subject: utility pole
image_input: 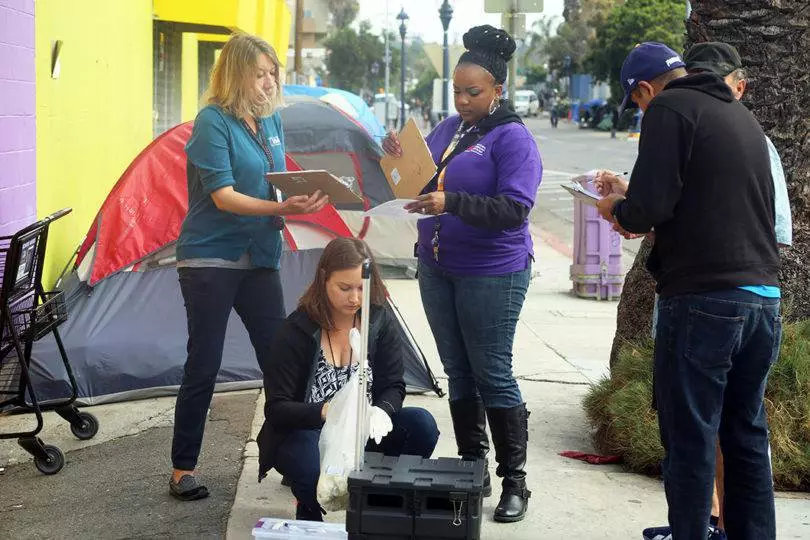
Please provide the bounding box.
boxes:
[294,0,304,84]
[397,8,409,129]
[507,1,517,102]
[384,1,391,129]
[439,1,453,120]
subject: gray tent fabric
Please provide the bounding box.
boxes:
[29,248,442,405]
[279,97,392,209]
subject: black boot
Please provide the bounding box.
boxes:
[449,397,492,497]
[486,403,531,523]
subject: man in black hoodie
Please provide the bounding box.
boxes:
[596,43,781,540]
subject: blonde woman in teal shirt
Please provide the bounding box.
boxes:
[170,33,328,501]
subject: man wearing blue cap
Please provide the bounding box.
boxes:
[595,42,781,540]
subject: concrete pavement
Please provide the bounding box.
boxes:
[225,237,810,539]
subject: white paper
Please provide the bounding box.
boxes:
[562,182,600,207]
[363,199,436,220]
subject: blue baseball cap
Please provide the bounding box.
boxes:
[619,42,686,112]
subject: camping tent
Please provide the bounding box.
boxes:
[278,92,421,270]
[29,114,442,405]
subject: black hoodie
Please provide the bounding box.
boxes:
[614,73,779,296]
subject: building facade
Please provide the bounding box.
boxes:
[0,0,290,284]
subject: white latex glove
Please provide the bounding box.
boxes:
[368,405,393,444]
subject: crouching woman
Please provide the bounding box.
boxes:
[257,238,439,521]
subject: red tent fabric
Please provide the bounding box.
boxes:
[76,122,352,286]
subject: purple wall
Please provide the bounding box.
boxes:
[0,0,36,236]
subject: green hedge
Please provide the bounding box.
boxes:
[584,319,810,491]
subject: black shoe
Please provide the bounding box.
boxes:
[486,403,531,523]
[169,474,209,501]
[295,501,325,522]
[449,397,492,497]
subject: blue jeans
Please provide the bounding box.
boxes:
[274,407,439,514]
[418,261,530,408]
[172,267,285,471]
[655,290,781,540]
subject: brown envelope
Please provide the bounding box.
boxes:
[380,118,438,199]
[266,170,364,205]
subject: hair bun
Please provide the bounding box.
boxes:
[462,25,516,62]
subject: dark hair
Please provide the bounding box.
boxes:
[457,25,516,85]
[298,238,387,330]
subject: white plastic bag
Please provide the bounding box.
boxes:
[316,374,368,511]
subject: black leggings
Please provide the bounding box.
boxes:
[171,267,285,471]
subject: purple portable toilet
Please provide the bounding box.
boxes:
[569,173,625,300]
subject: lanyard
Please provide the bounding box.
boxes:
[437,122,475,192]
[241,117,285,230]
[241,118,277,174]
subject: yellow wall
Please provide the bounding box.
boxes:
[35,0,291,285]
[36,0,154,285]
[181,33,199,122]
[153,0,291,65]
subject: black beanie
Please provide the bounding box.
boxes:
[457,25,516,85]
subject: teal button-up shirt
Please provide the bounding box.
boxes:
[177,105,287,269]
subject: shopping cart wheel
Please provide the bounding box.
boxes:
[34,445,65,475]
[70,412,99,440]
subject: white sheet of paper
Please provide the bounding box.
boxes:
[362,199,438,220]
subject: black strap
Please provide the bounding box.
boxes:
[420,130,485,195]
[241,117,285,230]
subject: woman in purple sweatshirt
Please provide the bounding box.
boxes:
[383,25,542,523]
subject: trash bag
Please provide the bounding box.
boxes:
[316,356,370,511]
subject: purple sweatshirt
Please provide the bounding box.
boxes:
[417,115,543,276]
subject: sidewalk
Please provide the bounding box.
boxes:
[226,238,809,539]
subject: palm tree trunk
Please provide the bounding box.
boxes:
[687,0,810,320]
[610,0,809,368]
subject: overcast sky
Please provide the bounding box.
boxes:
[356,0,565,44]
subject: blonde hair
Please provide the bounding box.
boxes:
[204,33,283,118]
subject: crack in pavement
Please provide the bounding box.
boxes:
[517,376,590,386]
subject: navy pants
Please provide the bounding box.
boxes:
[275,407,439,519]
[655,289,781,540]
[172,267,285,471]
[417,261,530,408]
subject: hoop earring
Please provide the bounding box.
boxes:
[489,99,498,115]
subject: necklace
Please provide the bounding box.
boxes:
[324,313,358,369]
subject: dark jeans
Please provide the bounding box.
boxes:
[655,289,781,540]
[275,407,439,516]
[417,261,529,408]
[172,266,285,471]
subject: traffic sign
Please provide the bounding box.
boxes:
[485,0,543,13]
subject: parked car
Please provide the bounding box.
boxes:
[513,90,540,117]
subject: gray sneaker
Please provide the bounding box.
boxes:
[169,474,209,501]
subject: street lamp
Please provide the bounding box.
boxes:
[439,1,453,121]
[397,7,409,129]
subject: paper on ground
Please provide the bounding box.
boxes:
[363,199,436,220]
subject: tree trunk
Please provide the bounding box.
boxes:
[610,0,810,368]
[610,236,657,369]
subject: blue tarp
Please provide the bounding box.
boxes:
[283,85,386,142]
[582,98,607,110]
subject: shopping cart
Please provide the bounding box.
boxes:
[0,208,99,475]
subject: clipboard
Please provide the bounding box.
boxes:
[380,117,437,199]
[562,182,600,207]
[266,170,363,205]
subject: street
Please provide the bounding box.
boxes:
[526,116,644,257]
